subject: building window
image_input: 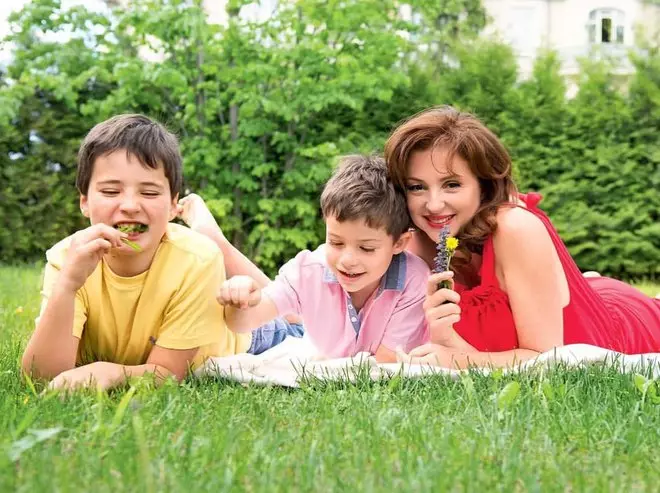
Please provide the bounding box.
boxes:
[588,9,625,45]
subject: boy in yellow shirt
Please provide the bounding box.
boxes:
[21,114,250,390]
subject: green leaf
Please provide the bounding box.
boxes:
[497,381,521,411]
[634,374,651,395]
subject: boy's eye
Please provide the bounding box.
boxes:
[360,247,376,253]
[142,191,160,197]
[405,184,424,192]
[329,241,343,247]
[101,190,119,195]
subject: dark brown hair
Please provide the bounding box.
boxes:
[320,155,411,239]
[76,114,182,196]
[384,106,517,258]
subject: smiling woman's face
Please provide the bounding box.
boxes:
[404,146,481,242]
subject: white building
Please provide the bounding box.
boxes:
[483,0,660,80]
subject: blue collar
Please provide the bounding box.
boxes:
[322,252,407,294]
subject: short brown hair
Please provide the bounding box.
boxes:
[384,106,517,256]
[76,114,182,196]
[320,155,410,239]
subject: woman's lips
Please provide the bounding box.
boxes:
[425,215,454,228]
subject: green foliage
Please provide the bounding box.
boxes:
[0,0,658,278]
[514,55,660,278]
[0,0,106,262]
[433,39,520,129]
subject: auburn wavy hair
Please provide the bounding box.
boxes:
[384,106,518,266]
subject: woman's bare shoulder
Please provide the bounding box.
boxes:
[495,194,547,231]
[493,206,551,257]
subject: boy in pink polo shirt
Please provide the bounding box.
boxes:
[218,155,430,362]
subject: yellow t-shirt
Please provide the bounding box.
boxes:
[38,223,251,369]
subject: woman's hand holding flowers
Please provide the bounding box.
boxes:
[424,272,475,352]
[426,226,475,352]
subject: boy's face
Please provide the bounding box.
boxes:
[80,150,178,261]
[325,216,410,301]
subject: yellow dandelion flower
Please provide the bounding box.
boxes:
[446,237,459,251]
[15,306,24,314]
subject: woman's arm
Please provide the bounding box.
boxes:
[397,344,540,369]
[493,207,568,353]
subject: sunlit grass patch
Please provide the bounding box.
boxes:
[1,265,660,491]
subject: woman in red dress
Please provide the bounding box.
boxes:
[386,106,660,368]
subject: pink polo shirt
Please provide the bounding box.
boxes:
[262,245,430,358]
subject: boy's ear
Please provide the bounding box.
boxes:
[392,230,412,255]
[168,193,179,221]
[80,195,90,218]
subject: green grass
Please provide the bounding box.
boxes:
[1,265,660,492]
[634,281,659,298]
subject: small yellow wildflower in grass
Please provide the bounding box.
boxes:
[15,306,24,314]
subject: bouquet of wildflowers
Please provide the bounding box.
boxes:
[432,225,459,290]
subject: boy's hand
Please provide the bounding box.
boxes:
[60,224,126,292]
[48,362,124,391]
[218,276,261,309]
[177,194,224,239]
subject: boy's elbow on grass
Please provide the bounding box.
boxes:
[21,334,78,380]
[20,354,36,379]
[20,353,74,381]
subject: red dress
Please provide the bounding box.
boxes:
[453,193,660,354]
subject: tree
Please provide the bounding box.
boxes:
[0,0,111,262]
[540,57,659,278]
[431,38,519,131]
[501,50,568,190]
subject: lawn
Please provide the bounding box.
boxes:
[1,265,660,492]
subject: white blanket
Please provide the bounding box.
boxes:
[195,336,660,387]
